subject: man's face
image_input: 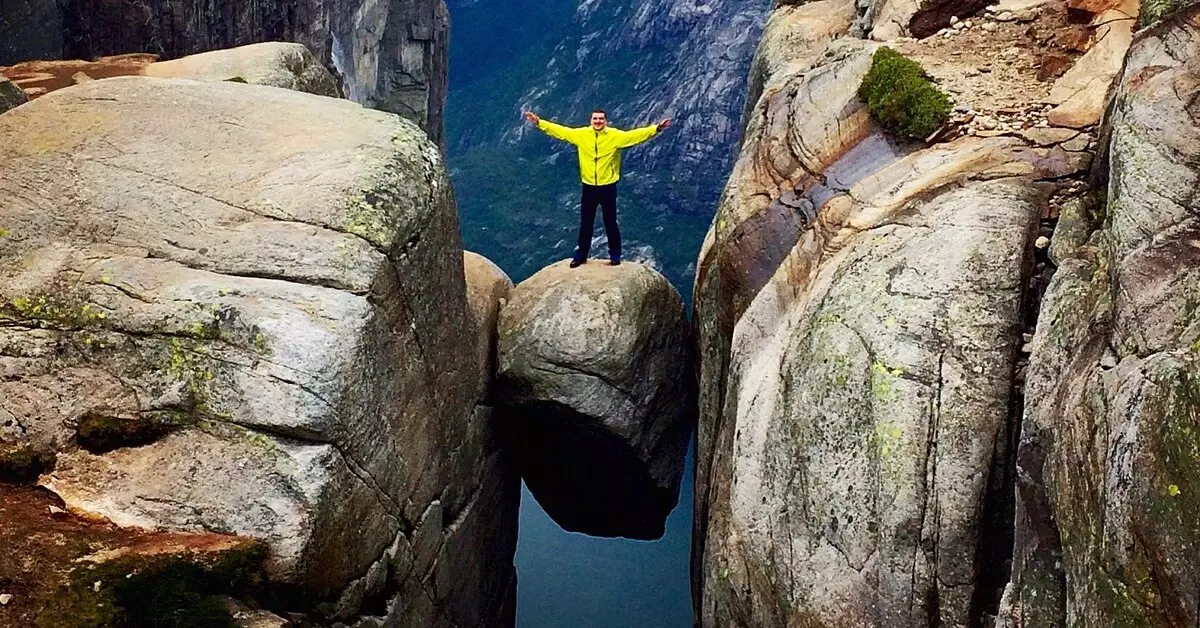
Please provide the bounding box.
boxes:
[590,112,607,131]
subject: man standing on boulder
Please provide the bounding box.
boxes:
[524,109,670,267]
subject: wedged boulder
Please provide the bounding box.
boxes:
[0,76,512,625]
[0,76,25,113]
[143,42,339,97]
[464,251,514,400]
[1001,8,1200,627]
[496,260,694,540]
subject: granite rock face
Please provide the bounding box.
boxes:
[0,76,512,625]
[1000,8,1200,627]
[0,0,447,143]
[692,14,1100,624]
[496,260,695,540]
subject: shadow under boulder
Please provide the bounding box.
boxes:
[495,260,695,540]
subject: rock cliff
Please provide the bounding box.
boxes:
[1000,6,1200,626]
[0,76,513,625]
[692,0,1167,623]
[0,0,447,143]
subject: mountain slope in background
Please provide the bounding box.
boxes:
[446,0,772,292]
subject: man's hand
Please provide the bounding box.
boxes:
[656,118,671,132]
[524,111,540,125]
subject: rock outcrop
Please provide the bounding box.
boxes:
[0,76,513,624]
[143,42,340,97]
[0,0,448,143]
[1000,7,1200,626]
[0,76,25,113]
[496,260,694,540]
[3,44,338,100]
[692,1,1107,623]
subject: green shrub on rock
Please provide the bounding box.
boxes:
[1138,0,1196,27]
[858,47,951,140]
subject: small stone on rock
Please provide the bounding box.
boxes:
[0,594,12,605]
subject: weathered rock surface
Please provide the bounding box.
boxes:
[464,251,513,401]
[496,260,694,540]
[700,156,1042,626]
[0,76,26,113]
[0,484,267,627]
[1001,7,1200,626]
[143,43,339,97]
[1046,0,1140,128]
[0,76,512,624]
[4,44,338,100]
[691,12,1114,621]
[0,0,448,143]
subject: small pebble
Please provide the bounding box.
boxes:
[1035,236,1051,249]
[0,594,12,605]
[950,15,960,24]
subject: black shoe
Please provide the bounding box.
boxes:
[609,257,621,266]
[570,258,586,268]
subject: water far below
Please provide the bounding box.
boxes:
[514,444,695,627]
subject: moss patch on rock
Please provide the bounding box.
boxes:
[1138,0,1196,27]
[0,444,55,483]
[37,540,268,628]
[858,47,951,140]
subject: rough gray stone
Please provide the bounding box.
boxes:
[0,76,510,624]
[1001,7,1200,627]
[496,260,694,540]
[699,163,1041,626]
[0,76,26,114]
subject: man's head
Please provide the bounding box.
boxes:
[590,109,607,131]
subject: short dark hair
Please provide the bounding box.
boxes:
[592,109,606,117]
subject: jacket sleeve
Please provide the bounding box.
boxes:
[537,119,584,145]
[613,125,658,148]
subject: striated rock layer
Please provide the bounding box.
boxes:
[496,260,695,540]
[1000,7,1200,627]
[0,77,514,625]
[0,0,447,143]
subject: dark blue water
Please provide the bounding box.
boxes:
[514,446,695,628]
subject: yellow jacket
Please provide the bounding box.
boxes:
[537,119,659,186]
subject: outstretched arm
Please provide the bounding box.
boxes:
[524,111,582,145]
[614,119,671,148]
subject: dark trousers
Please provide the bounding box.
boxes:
[576,183,620,260]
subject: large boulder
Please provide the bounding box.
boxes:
[496,260,695,540]
[1000,7,1200,627]
[0,76,512,625]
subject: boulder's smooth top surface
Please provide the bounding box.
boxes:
[143,42,340,97]
[0,76,509,624]
[496,260,694,539]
